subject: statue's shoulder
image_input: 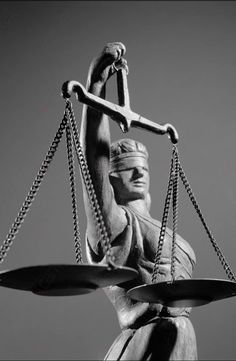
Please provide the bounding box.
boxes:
[174,232,196,265]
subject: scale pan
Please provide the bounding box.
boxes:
[127,278,236,308]
[0,264,138,296]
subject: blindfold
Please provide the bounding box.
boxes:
[110,152,148,173]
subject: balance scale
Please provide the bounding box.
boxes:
[0,60,235,308]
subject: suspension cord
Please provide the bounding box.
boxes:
[178,159,236,282]
[0,106,69,265]
[152,144,236,283]
[171,146,179,281]
[65,123,83,264]
[152,146,175,283]
[64,100,115,266]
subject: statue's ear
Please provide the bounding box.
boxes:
[109,172,119,179]
[146,193,151,211]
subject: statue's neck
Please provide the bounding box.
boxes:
[125,199,150,218]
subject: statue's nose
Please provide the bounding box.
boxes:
[133,166,144,177]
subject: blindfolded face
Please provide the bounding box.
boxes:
[109,157,150,203]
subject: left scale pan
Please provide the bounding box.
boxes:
[0,264,138,296]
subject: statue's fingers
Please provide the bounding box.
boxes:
[103,42,126,62]
[113,58,129,74]
[113,42,126,58]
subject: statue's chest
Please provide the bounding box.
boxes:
[133,215,172,262]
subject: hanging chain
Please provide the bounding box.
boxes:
[178,160,236,282]
[0,108,69,265]
[170,146,179,281]
[152,147,175,283]
[65,123,83,264]
[64,100,115,265]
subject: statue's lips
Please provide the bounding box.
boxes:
[133,181,146,185]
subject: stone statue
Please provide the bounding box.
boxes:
[80,42,198,360]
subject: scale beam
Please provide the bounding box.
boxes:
[61,76,179,144]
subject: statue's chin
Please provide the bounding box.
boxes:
[122,193,146,203]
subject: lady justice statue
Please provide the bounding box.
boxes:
[80,42,197,360]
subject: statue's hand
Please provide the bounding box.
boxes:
[87,42,128,87]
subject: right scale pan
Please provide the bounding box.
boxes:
[127,278,236,307]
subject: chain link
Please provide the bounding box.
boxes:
[171,146,179,280]
[65,100,114,265]
[152,147,175,283]
[178,160,236,282]
[0,109,68,264]
[65,124,83,264]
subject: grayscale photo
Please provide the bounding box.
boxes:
[0,1,236,360]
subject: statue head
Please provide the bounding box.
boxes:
[109,139,151,208]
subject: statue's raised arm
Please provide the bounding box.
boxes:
[79,43,129,257]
